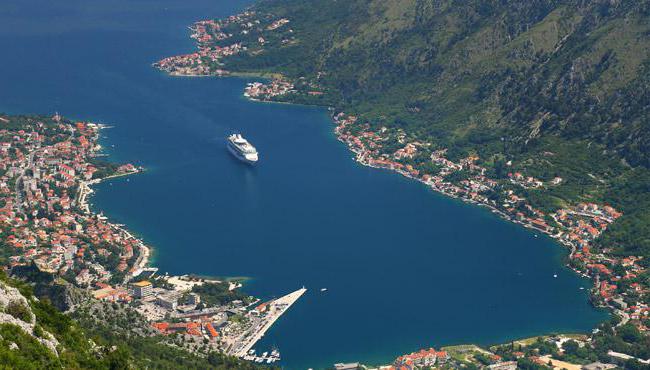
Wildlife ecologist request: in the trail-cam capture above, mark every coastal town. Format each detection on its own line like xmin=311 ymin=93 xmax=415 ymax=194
xmin=134 ymin=274 xmax=305 ymax=364
xmin=336 ymin=334 xmax=650 ymax=370
xmin=0 ymin=114 xmax=145 ymax=285
xmin=153 ymin=11 xmax=293 ymax=77
xmin=245 ymin=80 xmax=295 ymax=101
xmin=0 ymin=113 xmax=305 ymax=365
xmin=95 ymin=274 xmax=305 ymax=364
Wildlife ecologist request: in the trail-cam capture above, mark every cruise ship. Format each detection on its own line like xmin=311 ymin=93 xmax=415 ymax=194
xmin=227 ymin=134 xmax=259 ymax=164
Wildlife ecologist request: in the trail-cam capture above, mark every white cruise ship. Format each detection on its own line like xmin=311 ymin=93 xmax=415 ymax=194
xmin=227 ymin=134 xmax=258 ymax=164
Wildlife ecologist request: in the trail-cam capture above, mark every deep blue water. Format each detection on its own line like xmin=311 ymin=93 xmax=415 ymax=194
xmin=0 ymin=1 xmax=608 ymax=368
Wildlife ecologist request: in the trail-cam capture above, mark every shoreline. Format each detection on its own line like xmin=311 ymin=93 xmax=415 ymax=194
xmin=147 ymin=9 xmax=642 ymax=363
xmin=216 ymin=70 xmax=611 ymax=311
xmin=188 ymin=65 xmax=618 ymax=354
xmin=228 ymin=287 xmax=307 ymax=357
xmin=78 ymin=129 xmax=152 ymax=282
xmin=236 ymin=86 xmax=614 ymax=317
xmin=148 ymin=14 xmax=617 ymax=307
xmin=80 ymin=133 xmax=255 ymax=287
xmin=158 ymin=69 xmax=281 ymax=81
xmin=331 ymin=116 xmax=606 ymax=296
xmin=152 ymin=66 xmax=604 ymax=354
xmin=80 ymin=177 xmax=151 ymax=281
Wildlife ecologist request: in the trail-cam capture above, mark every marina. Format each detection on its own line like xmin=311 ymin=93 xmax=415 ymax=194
xmin=242 ymin=349 xmax=281 ymax=364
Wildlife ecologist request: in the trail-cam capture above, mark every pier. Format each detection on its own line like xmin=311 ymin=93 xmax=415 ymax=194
xmin=227 ymin=287 xmax=307 ymax=358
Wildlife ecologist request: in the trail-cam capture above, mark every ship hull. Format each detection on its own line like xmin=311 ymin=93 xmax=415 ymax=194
xmin=227 ymin=141 xmax=258 ymax=164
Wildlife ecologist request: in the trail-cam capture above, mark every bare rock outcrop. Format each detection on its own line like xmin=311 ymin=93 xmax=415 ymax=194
xmin=0 ymin=281 xmax=60 ymax=355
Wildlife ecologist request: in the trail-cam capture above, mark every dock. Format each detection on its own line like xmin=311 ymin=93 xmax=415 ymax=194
xmin=228 ymin=287 xmax=307 ymax=358
xmin=242 ymin=349 xmax=281 ymax=364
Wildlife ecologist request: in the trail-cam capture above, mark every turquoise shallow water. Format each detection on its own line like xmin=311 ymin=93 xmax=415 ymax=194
xmin=0 ymin=1 xmax=608 ymax=368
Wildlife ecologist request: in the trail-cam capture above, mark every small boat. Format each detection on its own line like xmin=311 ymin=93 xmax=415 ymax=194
xmin=553 ymin=274 xmax=558 ymax=278
xmin=320 ymin=288 xmax=327 ymax=292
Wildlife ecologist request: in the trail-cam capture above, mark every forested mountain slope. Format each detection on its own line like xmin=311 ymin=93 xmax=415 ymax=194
xmin=239 ymin=0 xmax=649 ymax=164
xmin=224 ymin=0 xmax=650 ymax=258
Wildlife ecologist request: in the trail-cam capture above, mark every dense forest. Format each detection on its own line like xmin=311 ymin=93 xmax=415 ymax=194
xmin=224 ymin=0 xmax=650 ymax=259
